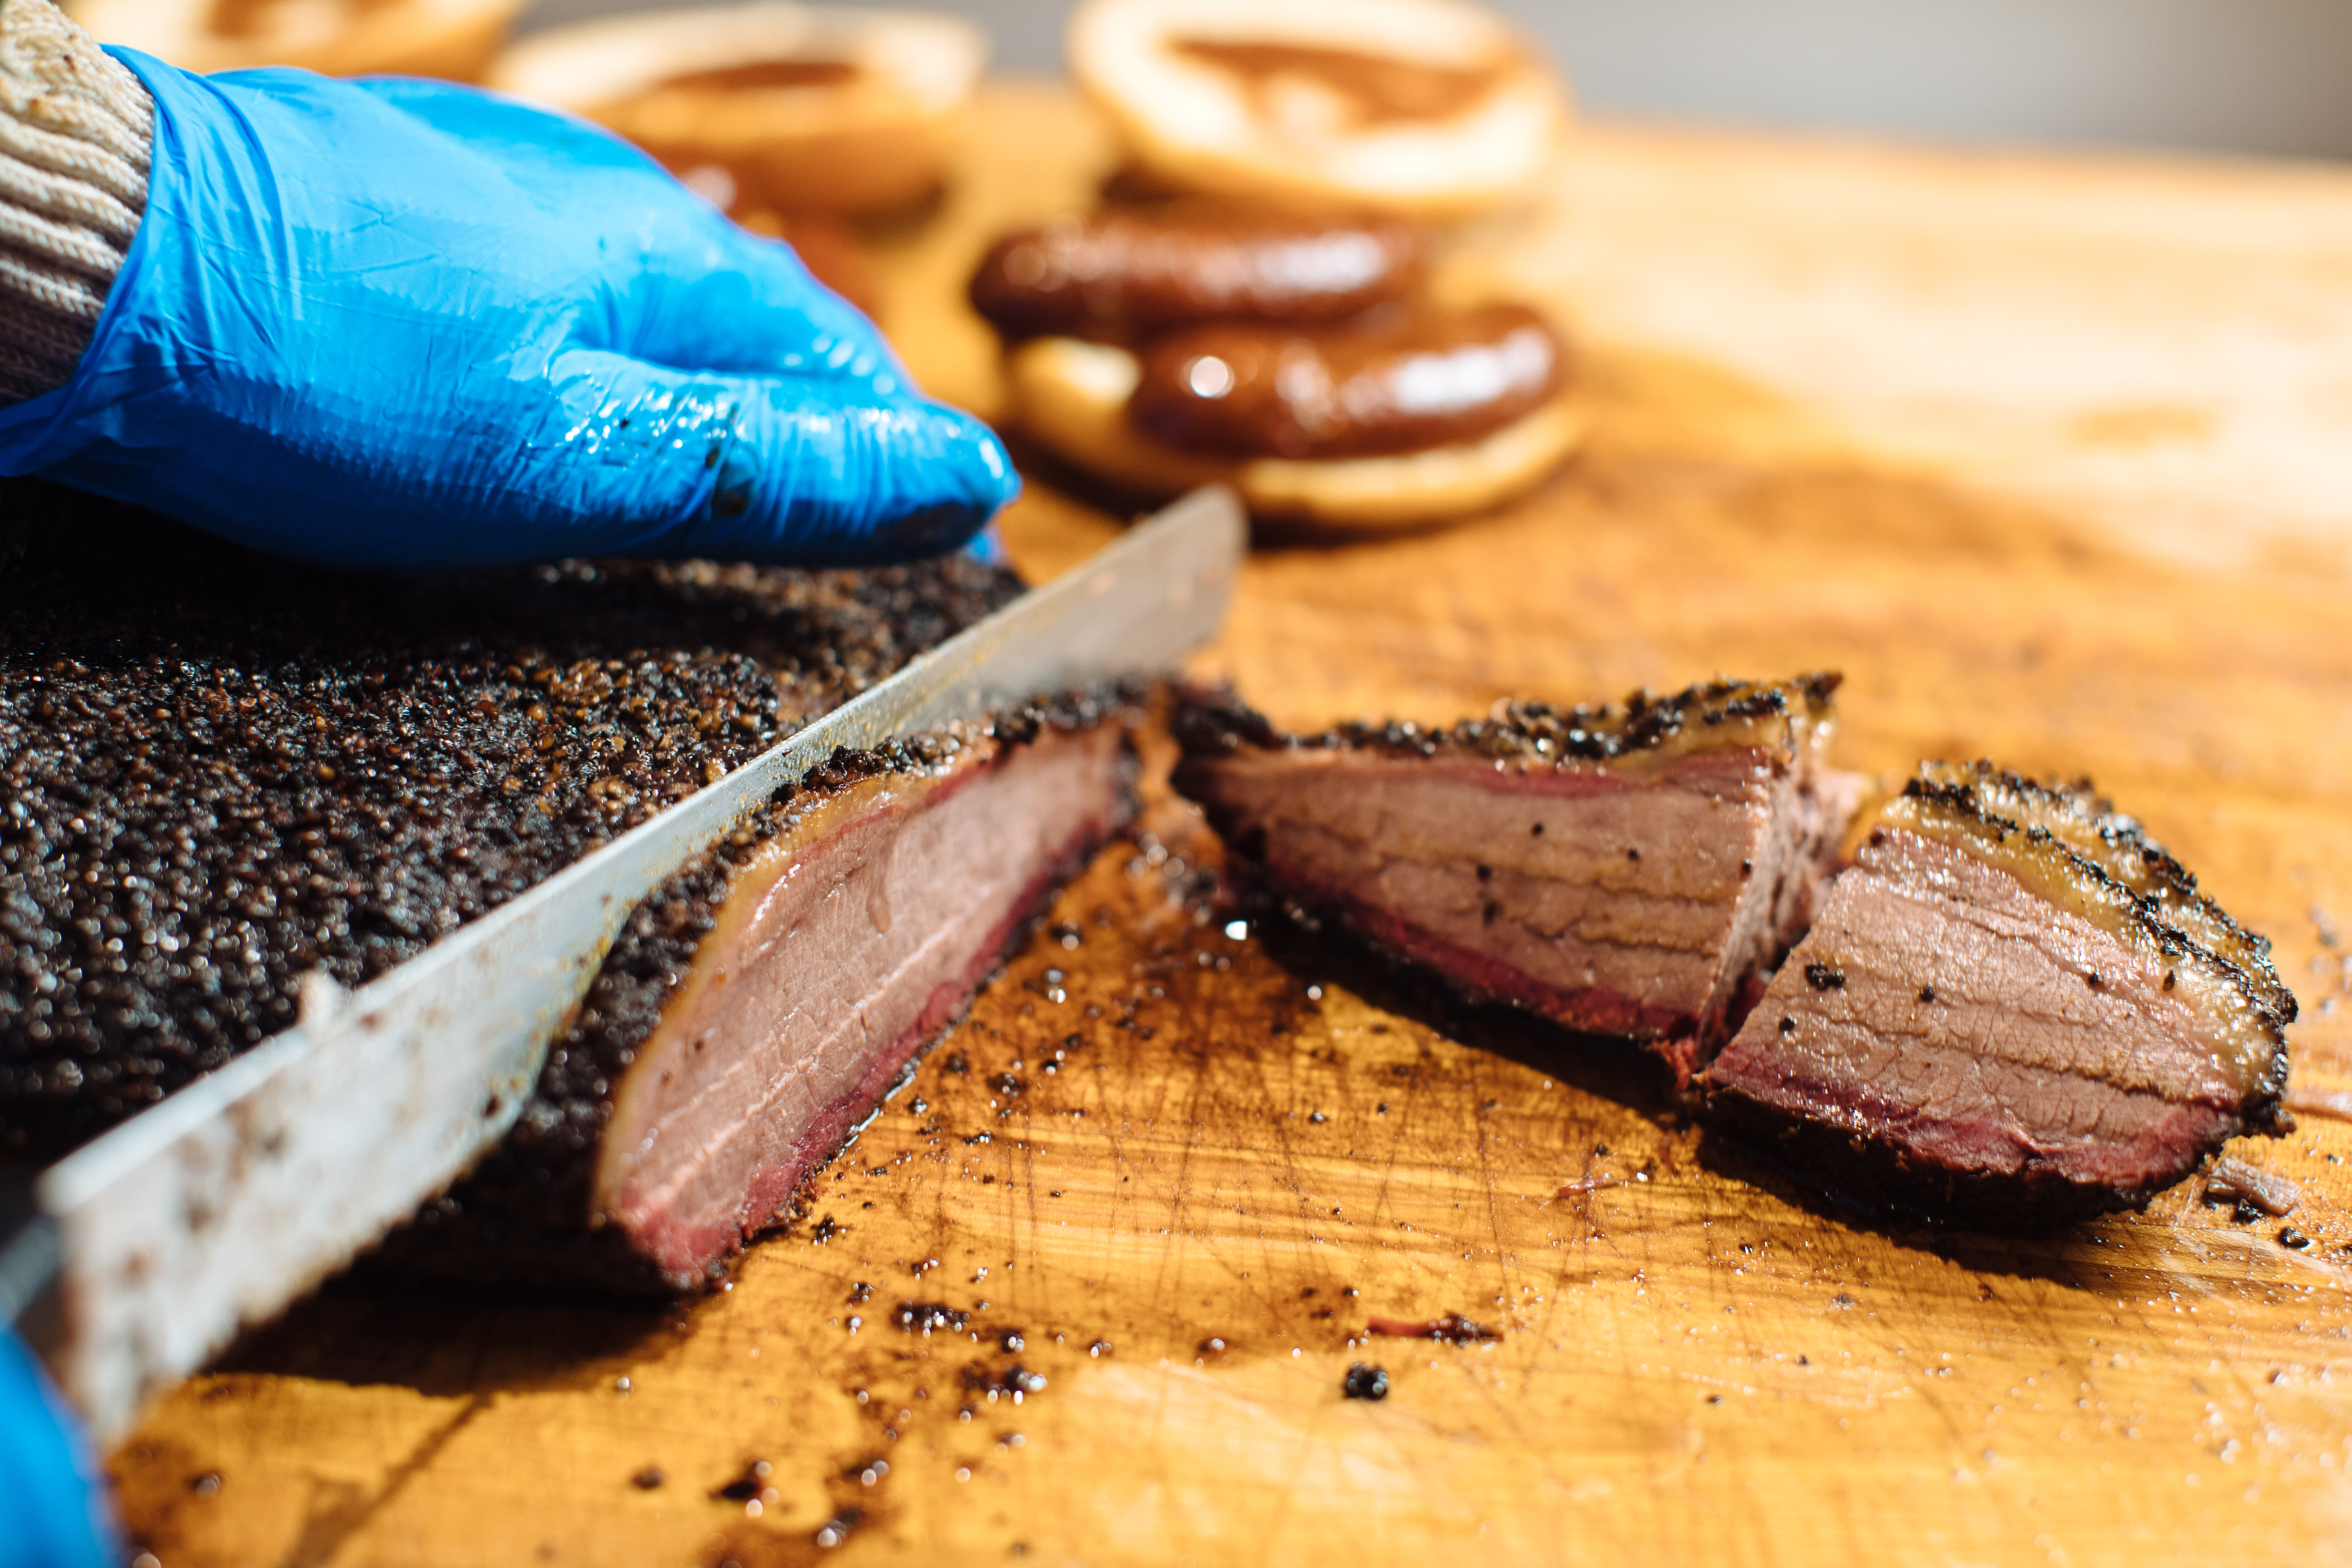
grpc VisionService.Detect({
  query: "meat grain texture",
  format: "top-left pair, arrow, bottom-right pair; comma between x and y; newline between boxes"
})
1175,675 -> 1858,1083
1706,762 -> 2296,1223
386,690 -> 1143,1292
1180,677 -> 2297,1224
0,482 -> 1019,1166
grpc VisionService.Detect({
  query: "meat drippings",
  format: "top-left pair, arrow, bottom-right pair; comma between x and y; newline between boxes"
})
1128,303 -> 1564,459
969,205 -> 1428,342
1171,38 -> 1505,126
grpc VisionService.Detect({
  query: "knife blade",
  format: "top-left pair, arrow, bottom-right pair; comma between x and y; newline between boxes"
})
30,484 -> 1245,1441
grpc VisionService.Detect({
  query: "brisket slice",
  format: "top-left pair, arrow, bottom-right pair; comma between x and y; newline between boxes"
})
0,482 -> 1018,1166
1174,675 -> 1860,1083
379,691 -> 1141,1293
1705,762 -> 2296,1223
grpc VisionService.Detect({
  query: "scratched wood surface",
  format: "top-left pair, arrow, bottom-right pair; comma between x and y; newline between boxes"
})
109,86 -> 2352,1567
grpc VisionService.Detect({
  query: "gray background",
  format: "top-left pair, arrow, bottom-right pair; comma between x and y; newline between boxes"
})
517,0 -> 2352,161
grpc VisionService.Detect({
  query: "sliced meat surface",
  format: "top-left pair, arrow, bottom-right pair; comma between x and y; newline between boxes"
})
384,693 -> 1139,1292
1706,762 -> 2295,1222
1174,675 -> 1858,1082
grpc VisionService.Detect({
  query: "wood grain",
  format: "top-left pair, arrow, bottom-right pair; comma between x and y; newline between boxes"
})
108,86 -> 2352,1567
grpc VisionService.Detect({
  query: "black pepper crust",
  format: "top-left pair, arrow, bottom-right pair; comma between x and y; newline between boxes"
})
378,686 -> 1146,1295
1891,761 -> 2295,1127
0,480 -> 1020,1165
1175,673 -> 1841,765
1900,761 -> 2294,1026
1712,766 -> 2298,1227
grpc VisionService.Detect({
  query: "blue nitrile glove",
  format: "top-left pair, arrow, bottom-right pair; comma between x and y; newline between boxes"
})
0,56 -> 1016,570
0,1329 -> 114,1568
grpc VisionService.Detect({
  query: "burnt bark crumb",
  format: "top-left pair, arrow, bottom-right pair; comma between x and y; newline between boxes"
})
0,479 -> 1019,1164
2202,1156 -> 2299,1218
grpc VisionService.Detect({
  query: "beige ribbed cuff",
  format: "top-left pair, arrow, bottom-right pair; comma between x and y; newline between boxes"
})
0,0 -> 152,403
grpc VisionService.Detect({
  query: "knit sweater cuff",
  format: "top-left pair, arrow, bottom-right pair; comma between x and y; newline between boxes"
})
0,0 -> 152,405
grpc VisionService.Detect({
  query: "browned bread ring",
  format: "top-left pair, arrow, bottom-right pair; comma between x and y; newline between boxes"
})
1008,334 -> 1582,530
490,3 -> 985,217
1069,0 -> 1568,218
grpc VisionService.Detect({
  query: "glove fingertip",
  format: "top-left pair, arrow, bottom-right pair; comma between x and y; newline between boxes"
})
867,408 -> 1016,562
931,402 -> 1021,514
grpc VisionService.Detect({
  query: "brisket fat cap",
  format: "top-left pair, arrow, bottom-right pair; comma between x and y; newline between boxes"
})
394,690 -> 1142,1293
1706,762 -> 2295,1221
1173,675 -> 1861,1083
0,485 -> 1019,1164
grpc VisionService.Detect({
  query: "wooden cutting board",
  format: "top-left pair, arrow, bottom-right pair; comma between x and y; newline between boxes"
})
108,85 -> 2352,1568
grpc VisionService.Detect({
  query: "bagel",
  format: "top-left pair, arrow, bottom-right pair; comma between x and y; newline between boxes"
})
1008,334 -> 1582,530
489,4 -> 986,217
1067,0 -> 1567,218
70,0 -> 521,78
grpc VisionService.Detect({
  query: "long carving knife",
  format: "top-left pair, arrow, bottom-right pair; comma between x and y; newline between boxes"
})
22,484 -> 1246,1442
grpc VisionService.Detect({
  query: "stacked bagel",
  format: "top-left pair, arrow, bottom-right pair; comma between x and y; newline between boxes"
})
976,0 -> 1578,530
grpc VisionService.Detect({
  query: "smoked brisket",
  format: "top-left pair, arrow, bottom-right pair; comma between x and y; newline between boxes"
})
382,690 -> 1142,1293
1705,762 -> 2296,1222
1174,676 -> 1859,1082
0,482 -> 1019,1165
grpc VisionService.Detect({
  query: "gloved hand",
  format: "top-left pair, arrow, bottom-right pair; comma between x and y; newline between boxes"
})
0,55 -> 1016,570
0,1328 -> 114,1568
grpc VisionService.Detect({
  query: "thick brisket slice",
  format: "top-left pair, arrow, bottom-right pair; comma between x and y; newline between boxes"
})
0,483 -> 1018,1164
385,692 -> 1140,1293
1174,675 -> 1860,1082
1706,762 -> 2295,1222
